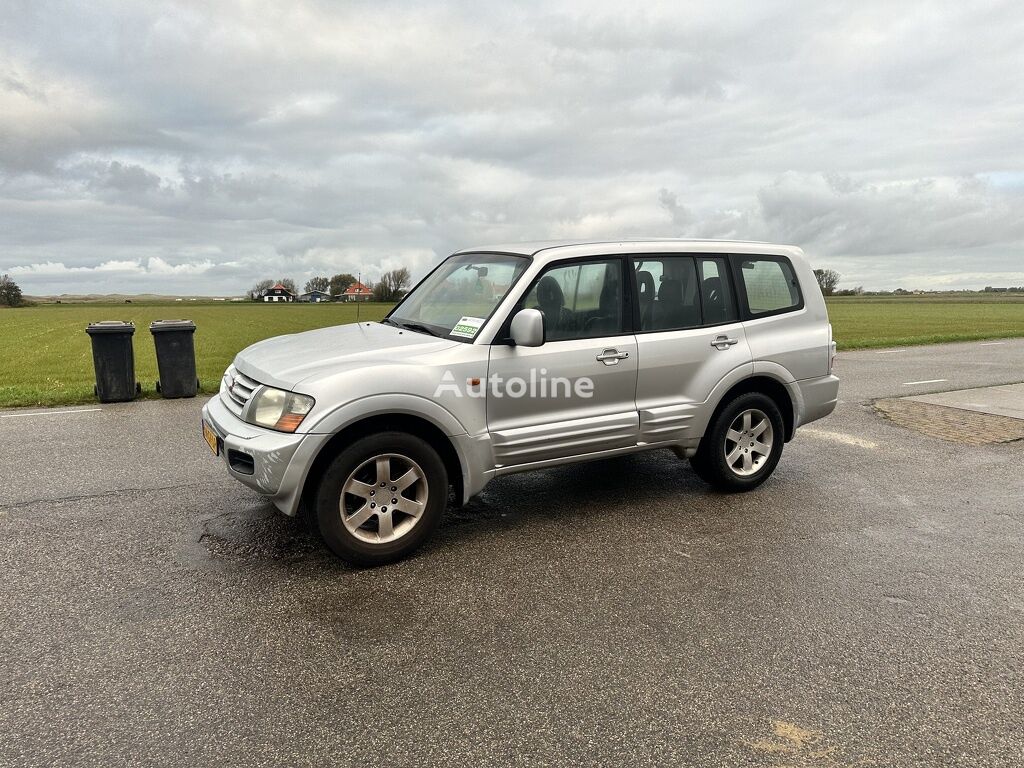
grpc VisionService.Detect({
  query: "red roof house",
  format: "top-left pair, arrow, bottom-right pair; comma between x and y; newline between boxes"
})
341,281 -> 373,301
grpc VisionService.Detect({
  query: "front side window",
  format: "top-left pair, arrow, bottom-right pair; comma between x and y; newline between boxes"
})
520,259 -> 624,340
387,253 -> 530,342
738,257 -> 801,315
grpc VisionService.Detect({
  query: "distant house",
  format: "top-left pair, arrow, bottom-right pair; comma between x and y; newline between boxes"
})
298,290 -> 332,303
263,284 -> 295,302
340,281 -> 373,302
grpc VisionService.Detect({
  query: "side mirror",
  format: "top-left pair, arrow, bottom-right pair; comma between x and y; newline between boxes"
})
510,308 -> 545,347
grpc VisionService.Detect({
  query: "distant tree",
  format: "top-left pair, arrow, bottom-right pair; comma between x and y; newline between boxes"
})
329,272 -> 357,296
813,268 -> 841,296
278,278 -> 298,295
249,279 -> 274,301
0,274 -> 24,307
304,276 -> 330,294
373,268 -> 411,302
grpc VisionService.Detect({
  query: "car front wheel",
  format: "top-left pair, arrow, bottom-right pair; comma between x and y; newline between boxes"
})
689,392 -> 785,492
315,432 -> 447,566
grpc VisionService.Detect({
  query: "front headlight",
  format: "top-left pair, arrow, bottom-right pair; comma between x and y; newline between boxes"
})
247,387 -> 315,433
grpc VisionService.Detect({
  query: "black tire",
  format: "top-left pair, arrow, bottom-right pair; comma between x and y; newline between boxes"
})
314,432 -> 448,566
689,392 -> 785,492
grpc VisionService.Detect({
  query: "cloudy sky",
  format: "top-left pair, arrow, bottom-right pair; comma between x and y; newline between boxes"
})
2,0 -> 1023,295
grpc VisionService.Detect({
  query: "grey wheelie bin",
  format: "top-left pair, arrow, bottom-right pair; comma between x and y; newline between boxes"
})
150,319 -> 198,398
85,321 -> 138,403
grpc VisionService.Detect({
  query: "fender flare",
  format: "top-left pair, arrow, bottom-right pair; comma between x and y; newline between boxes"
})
288,394 -> 475,512
692,361 -> 801,441
749,361 -> 803,427
305,393 -> 469,438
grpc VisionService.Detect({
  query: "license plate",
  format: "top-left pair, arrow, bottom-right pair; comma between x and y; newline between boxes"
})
203,420 -> 219,456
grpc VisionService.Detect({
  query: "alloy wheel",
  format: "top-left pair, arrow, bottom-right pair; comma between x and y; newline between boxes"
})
340,453 -> 428,544
724,408 -> 773,477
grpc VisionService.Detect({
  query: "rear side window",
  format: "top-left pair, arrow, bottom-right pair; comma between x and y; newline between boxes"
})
738,257 -> 801,315
633,255 -> 738,331
696,257 -> 738,324
634,256 -> 700,331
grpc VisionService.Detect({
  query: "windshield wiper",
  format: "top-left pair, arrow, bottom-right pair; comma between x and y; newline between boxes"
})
398,322 -> 440,337
379,317 -> 401,328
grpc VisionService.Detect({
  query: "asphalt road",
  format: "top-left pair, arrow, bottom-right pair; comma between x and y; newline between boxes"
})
2,339 -> 1023,767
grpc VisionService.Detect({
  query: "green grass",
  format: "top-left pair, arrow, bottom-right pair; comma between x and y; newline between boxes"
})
2,295 -> 1023,408
0,301 -> 391,407
825,295 -> 1024,350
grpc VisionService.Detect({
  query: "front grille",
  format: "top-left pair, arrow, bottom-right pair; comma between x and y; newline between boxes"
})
221,369 -> 261,416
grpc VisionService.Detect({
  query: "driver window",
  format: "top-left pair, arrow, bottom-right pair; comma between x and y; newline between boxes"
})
520,259 -> 624,340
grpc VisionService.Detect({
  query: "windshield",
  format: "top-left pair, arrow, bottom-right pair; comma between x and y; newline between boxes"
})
386,253 -> 530,342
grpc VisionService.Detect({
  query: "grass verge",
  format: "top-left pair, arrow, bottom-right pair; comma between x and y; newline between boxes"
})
2,296 -> 1023,407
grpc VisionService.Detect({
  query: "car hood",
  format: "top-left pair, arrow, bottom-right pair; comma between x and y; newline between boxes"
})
233,322 -> 462,390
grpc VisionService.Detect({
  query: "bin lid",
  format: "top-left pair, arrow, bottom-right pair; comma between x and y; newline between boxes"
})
86,320 -> 136,335
149,319 -> 196,333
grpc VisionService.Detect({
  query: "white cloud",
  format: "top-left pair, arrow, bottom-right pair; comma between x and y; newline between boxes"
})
1,0 -> 1023,294
7,257 -> 217,277
757,172 -> 1024,256
8,260 -> 139,276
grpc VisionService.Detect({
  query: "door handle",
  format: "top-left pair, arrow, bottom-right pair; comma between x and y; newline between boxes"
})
596,349 -> 629,365
711,336 -> 739,350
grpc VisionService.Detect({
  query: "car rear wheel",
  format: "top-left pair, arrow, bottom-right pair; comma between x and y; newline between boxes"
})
689,392 -> 785,492
315,432 -> 447,566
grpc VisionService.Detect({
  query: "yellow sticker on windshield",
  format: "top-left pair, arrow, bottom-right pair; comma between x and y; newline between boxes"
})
450,316 -> 485,338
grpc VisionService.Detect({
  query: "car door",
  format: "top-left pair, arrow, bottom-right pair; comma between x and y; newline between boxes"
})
487,256 -> 639,468
631,254 -> 752,444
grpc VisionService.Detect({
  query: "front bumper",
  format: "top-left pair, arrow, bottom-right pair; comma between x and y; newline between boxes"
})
201,394 -> 323,516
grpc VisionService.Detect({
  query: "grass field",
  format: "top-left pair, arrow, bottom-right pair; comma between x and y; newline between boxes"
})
825,294 -> 1024,349
0,302 -> 391,407
1,295 -> 1023,408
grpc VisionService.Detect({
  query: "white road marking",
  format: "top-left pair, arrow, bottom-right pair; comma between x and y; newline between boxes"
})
875,349 -> 906,354
801,428 -> 879,449
979,341 -> 1006,346
0,408 -> 103,419
900,379 -> 947,386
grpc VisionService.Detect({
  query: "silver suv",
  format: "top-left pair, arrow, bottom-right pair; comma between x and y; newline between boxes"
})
202,240 -> 839,565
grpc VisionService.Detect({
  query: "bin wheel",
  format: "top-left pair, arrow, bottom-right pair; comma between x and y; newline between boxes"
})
156,381 -> 161,393
93,385 -> 98,397
136,382 -> 142,394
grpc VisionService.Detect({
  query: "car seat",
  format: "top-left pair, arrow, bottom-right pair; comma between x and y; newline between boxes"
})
534,275 -> 574,337
636,270 -> 655,329
702,276 -> 727,324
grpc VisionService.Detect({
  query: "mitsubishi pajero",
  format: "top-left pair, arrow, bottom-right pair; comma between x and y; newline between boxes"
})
202,240 -> 839,565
